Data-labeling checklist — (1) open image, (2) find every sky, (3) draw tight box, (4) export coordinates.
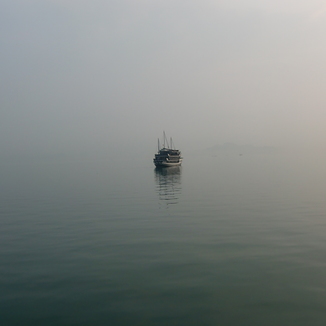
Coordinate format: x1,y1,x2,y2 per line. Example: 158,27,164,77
1,0,326,158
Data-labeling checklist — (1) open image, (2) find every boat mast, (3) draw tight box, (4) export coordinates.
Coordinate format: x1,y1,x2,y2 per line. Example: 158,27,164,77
164,131,170,149
158,138,160,152
163,131,166,148
170,137,172,149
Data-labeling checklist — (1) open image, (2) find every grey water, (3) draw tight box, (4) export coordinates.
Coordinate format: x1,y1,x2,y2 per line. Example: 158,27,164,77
1,150,326,325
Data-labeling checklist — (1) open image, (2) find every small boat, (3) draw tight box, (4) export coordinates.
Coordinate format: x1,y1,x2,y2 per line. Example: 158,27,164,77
153,132,182,167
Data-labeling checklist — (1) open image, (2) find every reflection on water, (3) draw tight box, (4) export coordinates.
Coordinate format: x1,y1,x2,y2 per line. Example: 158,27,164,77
154,167,182,206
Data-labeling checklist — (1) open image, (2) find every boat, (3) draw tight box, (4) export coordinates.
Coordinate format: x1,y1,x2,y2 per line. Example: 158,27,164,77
153,132,182,167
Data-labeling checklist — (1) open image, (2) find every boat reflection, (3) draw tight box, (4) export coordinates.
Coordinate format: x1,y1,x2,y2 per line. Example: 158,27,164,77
154,166,182,206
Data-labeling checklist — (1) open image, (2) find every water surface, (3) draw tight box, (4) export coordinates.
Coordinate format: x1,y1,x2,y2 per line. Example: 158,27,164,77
1,151,326,325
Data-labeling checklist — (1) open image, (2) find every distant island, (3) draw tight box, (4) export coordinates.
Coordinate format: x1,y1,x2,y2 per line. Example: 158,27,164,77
206,143,277,155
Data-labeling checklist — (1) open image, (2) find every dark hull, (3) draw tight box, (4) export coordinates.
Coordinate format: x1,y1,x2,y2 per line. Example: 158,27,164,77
154,160,182,167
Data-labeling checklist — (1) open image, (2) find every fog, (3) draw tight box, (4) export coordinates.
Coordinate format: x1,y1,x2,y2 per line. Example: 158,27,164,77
2,0,326,162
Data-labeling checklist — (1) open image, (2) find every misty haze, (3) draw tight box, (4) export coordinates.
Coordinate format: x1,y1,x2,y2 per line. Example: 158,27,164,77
1,1,326,325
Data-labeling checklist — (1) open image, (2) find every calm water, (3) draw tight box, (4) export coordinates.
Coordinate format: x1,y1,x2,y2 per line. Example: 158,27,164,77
1,151,326,325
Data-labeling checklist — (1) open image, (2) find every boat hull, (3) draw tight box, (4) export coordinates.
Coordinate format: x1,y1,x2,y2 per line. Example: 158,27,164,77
154,160,182,167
